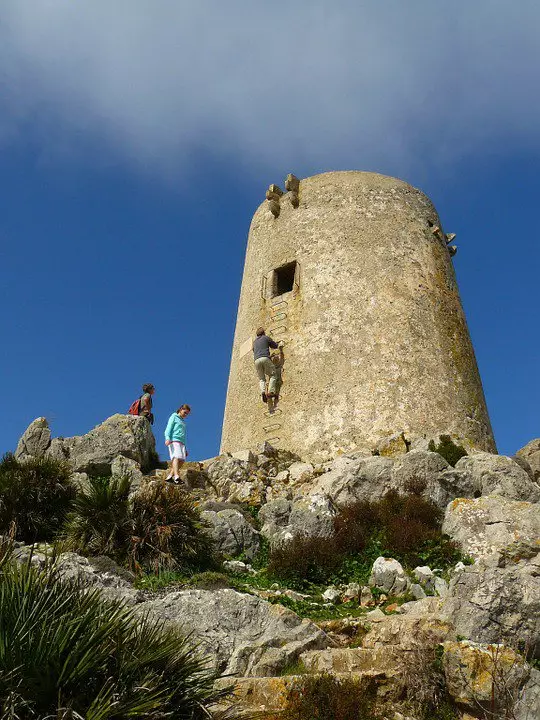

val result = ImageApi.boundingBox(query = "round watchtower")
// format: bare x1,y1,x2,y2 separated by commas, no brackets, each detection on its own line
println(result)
221,171,495,462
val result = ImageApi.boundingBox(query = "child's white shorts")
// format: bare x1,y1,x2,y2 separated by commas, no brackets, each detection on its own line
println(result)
168,441,187,460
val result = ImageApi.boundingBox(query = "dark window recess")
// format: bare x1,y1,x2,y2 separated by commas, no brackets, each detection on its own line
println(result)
273,261,297,296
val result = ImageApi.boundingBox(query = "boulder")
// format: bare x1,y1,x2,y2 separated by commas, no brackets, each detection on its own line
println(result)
362,611,454,650
309,455,394,507
45,414,156,475
455,452,540,503
201,508,261,560
203,455,254,498
15,417,51,461
288,462,314,483
514,667,540,720
369,557,409,595
259,494,336,545
137,588,331,676
443,549,540,657
443,496,540,560
516,438,540,483
231,449,256,464
443,640,530,714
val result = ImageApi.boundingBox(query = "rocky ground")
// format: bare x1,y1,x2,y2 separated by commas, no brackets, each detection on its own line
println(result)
10,416,540,719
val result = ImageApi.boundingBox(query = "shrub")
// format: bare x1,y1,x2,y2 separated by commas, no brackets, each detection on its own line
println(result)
0,554,233,719
0,453,75,542
428,435,467,467
129,482,215,573
267,490,461,588
267,536,340,587
63,475,131,560
278,672,377,720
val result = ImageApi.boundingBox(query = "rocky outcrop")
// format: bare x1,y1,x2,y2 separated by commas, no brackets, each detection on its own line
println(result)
259,494,336,546
15,417,51,461
455,452,540,502
200,508,261,560
443,549,540,657
44,414,156,475
137,588,331,676
443,495,540,560
516,438,540,483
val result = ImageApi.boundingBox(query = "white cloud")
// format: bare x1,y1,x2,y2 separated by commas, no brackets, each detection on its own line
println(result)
1,0,539,178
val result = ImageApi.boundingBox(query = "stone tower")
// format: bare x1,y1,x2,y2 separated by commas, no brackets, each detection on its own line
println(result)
221,171,495,462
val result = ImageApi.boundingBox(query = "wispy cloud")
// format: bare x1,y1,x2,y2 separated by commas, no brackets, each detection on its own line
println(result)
1,0,539,177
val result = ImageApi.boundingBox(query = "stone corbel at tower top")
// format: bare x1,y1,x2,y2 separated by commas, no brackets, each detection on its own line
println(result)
264,174,301,217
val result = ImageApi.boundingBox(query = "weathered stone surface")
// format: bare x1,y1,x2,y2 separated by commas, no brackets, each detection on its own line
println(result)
443,550,540,657
309,455,394,507
516,438,540,483
231,449,256,464
15,417,51,461
369,557,409,595
259,494,336,545
362,612,454,650
443,640,530,713
288,461,314,483
55,552,140,604
45,414,156,475
300,646,400,675
514,667,540,720
455,452,540,502
443,496,540,560
138,588,330,676
201,508,261,560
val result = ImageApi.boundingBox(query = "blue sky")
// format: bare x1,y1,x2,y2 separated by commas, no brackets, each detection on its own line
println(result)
1,1,539,461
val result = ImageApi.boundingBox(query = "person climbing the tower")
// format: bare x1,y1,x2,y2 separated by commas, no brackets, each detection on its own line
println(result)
253,327,280,403
267,345,285,413
164,404,191,483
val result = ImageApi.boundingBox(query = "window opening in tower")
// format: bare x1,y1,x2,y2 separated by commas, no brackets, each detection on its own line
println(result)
272,261,297,297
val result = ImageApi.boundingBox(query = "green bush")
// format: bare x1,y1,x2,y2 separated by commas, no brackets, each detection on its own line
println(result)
0,453,75,542
428,435,467,466
0,554,233,719
63,475,131,559
276,672,378,720
129,482,216,573
65,477,216,574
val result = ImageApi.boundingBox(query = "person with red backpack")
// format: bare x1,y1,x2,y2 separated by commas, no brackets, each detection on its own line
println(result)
127,383,155,424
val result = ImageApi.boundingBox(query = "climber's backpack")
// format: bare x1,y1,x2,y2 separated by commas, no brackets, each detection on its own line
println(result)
127,397,141,416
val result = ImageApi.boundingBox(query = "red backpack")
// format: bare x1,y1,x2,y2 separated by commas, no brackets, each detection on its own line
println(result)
127,397,141,416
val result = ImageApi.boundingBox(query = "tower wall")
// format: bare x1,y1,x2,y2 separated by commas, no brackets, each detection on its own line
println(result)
221,171,495,462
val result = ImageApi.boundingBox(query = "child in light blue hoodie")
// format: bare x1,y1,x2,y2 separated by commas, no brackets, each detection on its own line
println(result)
164,404,191,483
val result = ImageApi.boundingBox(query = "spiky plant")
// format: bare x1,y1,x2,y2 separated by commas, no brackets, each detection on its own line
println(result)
0,553,236,719
129,482,215,573
0,453,75,542
63,475,131,561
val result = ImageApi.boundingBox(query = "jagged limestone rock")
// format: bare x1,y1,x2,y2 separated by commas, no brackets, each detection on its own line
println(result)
45,414,156,475
442,640,530,713
443,495,540,560
455,452,540,502
15,417,51,461
137,588,330,676
516,437,540,483
55,552,141,605
443,549,540,657
111,454,144,493
200,508,261,560
259,494,336,546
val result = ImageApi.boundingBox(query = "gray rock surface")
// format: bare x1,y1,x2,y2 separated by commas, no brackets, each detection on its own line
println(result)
369,557,410,595
308,455,394,506
201,508,261,560
514,667,540,720
455,452,540,502
259,494,336,545
137,588,330,676
45,414,156,475
443,549,540,657
55,552,141,604
443,495,540,560
516,438,540,483
15,417,51,461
